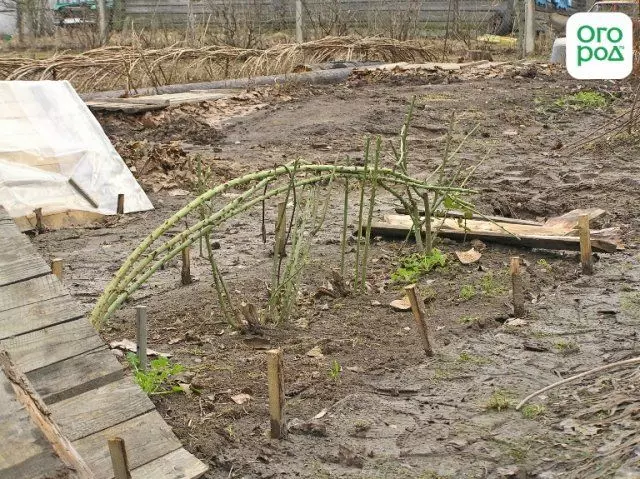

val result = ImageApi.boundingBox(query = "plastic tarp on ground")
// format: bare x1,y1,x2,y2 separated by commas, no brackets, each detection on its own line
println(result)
0,80,153,230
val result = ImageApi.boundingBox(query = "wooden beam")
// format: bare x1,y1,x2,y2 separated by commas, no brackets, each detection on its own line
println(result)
404,284,435,357
394,207,543,226
366,222,618,253
579,215,594,275
108,437,132,479
510,256,525,318
266,349,286,439
136,307,148,371
117,194,125,215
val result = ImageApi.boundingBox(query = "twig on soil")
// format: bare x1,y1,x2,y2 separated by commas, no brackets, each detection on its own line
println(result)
515,356,640,410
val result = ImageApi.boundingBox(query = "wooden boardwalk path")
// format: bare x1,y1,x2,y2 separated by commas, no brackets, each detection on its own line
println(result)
0,207,208,479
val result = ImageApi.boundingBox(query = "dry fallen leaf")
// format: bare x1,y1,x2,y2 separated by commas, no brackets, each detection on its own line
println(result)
230,393,252,405
390,296,411,311
109,339,172,358
306,346,324,358
314,408,328,419
455,247,482,264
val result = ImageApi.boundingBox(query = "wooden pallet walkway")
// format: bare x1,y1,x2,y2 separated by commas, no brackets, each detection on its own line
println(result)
0,207,208,479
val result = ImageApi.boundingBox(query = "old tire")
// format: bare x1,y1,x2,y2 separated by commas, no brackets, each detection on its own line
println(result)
488,5,514,36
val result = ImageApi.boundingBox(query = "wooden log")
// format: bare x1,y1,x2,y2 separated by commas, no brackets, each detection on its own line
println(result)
51,258,63,281
510,257,525,318
136,307,148,371
108,437,132,479
579,215,594,275
117,194,125,215
34,207,44,233
274,202,287,257
266,349,286,439
181,246,192,286
404,285,435,357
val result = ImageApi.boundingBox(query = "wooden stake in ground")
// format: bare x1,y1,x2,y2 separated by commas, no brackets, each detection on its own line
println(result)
34,207,43,233
181,246,192,285
108,437,132,479
274,202,287,257
579,214,594,275
51,258,63,281
510,256,525,318
404,284,434,357
266,348,287,439
136,306,148,371
117,194,125,215
295,0,304,43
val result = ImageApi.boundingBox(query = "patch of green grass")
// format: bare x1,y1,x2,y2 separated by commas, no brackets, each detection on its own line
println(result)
480,271,506,296
521,404,546,419
328,359,342,381
554,91,608,110
459,284,476,301
537,259,552,271
457,351,489,365
555,340,580,355
621,291,640,321
126,353,185,395
486,390,512,412
391,249,447,283
458,315,480,325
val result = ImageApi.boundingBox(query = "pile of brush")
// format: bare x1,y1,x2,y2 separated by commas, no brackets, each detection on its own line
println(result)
0,36,436,93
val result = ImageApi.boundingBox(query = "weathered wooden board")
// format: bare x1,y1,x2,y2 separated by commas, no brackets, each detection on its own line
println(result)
2,318,104,373
131,447,208,479
0,223,51,286
0,372,72,479
74,411,182,479
0,274,67,313
0,207,11,223
0,295,84,340
50,377,155,441
394,207,544,226
27,348,123,405
367,221,618,253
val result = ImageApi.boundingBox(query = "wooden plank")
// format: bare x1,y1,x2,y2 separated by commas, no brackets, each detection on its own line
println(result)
0,294,84,340
50,378,155,441
0,274,67,313
130,448,208,479
27,348,123,405
367,221,619,253
394,207,544,226
74,411,182,479
2,318,104,373
0,350,94,478
0,207,11,222
0,223,51,286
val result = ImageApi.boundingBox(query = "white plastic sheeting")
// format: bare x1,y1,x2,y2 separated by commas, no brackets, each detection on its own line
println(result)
0,80,153,225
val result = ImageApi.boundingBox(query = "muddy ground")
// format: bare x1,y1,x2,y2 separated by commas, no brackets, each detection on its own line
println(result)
33,64,640,478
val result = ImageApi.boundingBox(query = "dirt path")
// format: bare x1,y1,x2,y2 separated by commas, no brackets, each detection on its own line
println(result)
33,65,640,478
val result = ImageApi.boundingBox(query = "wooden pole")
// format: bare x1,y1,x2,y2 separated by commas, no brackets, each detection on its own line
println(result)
404,284,434,357
34,207,43,233
117,194,125,215
524,0,535,55
136,306,147,371
108,437,132,479
295,0,303,43
510,256,525,318
266,348,286,439
51,258,63,281
274,202,287,257
181,245,192,285
579,215,594,275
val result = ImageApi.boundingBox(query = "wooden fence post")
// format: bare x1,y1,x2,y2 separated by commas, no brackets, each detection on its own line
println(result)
510,256,525,317
34,207,44,233
51,258,63,281
274,202,287,257
181,246,192,285
266,349,286,439
136,306,147,371
404,284,435,357
117,194,125,215
108,437,132,479
579,215,594,275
